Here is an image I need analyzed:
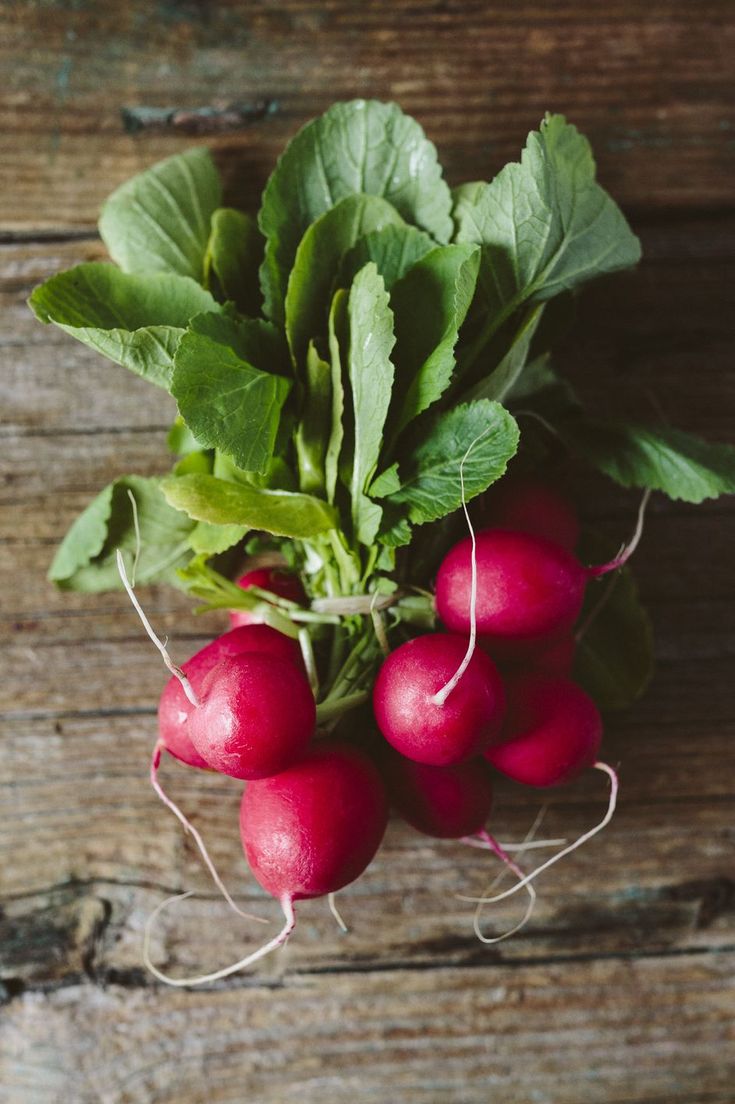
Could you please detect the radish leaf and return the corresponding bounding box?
[29,264,219,389]
[188,521,249,555]
[379,400,519,525]
[171,312,291,473]
[455,114,641,337]
[295,341,332,495]
[259,99,453,323]
[338,223,435,292]
[99,148,221,283]
[347,264,396,545]
[205,208,263,315]
[50,476,195,591]
[285,195,403,368]
[389,242,480,434]
[325,289,348,505]
[566,419,735,503]
[162,474,337,538]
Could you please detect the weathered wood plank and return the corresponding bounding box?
[2,955,734,1104]
[2,1,735,231]
[2,40,735,1097]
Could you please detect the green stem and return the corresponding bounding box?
[326,624,347,689]
[326,633,372,699]
[461,295,522,375]
[360,544,379,589]
[299,628,319,697]
[287,609,342,626]
[328,530,361,594]
[316,691,369,724]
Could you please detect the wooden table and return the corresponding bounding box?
[2,3,734,1101]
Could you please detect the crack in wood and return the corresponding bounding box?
[4,941,734,1006]
[121,99,279,135]
[3,877,733,1005]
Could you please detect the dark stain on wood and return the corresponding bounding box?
[0,886,111,991]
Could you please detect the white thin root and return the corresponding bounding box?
[327,892,349,933]
[116,548,199,707]
[461,835,567,852]
[432,430,491,707]
[150,742,266,925]
[458,762,619,906]
[143,894,296,987]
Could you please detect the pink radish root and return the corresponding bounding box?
[586,490,651,578]
[460,828,537,943]
[467,806,549,943]
[150,741,265,924]
[117,549,265,923]
[458,762,619,907]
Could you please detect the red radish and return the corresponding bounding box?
[383,749,494,838]
[158,625,302,769]
[144,741,388,987]
[115,553,268,924]
[497,634,576,679]
[229,567,307,628]
[480,474,580,550]
[485,673,602,788]
[436,494,649,659]
[373,633,506,766]
[189,652,316,779]
[241,740,388,899]
[436,529,586,658]
[380,747,542,944]
[535,635,576,677]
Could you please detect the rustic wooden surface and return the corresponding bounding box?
[2,2,735,1101]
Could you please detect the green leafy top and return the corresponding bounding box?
[564,418,735,504]
[29,100,735,623]
[285,194,404,369]
[170,311,291,473]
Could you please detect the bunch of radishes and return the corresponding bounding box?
[34,101,735,985]
[141,475,627,985]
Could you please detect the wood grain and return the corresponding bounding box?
[2,1,735,231]
[2,7,735,1099]
[2,954,733,1104]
